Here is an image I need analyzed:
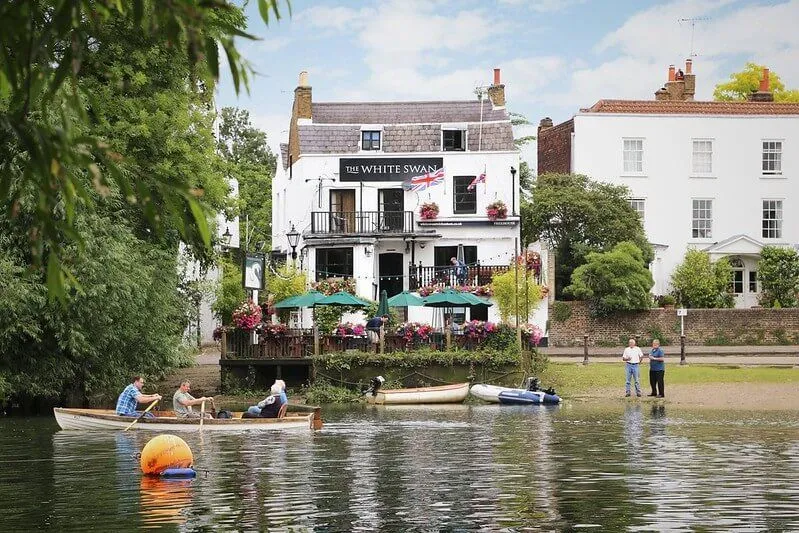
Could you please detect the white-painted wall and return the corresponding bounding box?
[572,112,798,307]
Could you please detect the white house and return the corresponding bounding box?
[538,61,799,308]
[271,69,548,328]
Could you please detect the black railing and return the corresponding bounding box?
[409,263,514,290]
[310,211,414,235]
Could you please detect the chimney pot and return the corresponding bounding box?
[493,68,501,86]
[759,68,770,92]
[299,71,309,87]
[685,59,692,74]
[668,65,676,82]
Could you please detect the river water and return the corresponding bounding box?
[1,404,799,532]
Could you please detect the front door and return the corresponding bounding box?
[379,252,404,298]
[330,190,356,232]
[379,189,404,231]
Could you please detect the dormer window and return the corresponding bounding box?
[443,129,466,151]
[362,130,381,151]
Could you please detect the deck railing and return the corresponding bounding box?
[409,263,518,290]
[309,211,414,235]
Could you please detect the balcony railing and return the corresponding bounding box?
[409,263,514,290]
[310,211,414,235]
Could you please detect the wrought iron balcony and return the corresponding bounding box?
[309,211,414,235]
[409,263,513,290]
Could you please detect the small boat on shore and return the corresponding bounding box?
[470,382,561,405]
[53,405,323,432]
[366,382,470,405]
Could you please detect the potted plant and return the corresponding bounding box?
[486,200,508,220]
[420,202,439,220]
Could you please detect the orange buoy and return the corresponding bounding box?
[140,435,193,475]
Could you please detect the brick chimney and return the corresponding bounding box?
[487,68,506,108]
[538,117,553,136]
[288,71,312,167]
[654,60,695,101]
[748,67,774,102]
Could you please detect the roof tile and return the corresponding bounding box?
[583,99,799,115]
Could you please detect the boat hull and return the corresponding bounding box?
[53,407,322,432]
[367,383,469,405]
[469,384,513,403]
[497,390,561,405]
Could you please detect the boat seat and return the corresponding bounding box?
[278,403,287,419]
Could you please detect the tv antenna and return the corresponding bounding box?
[678,17,709,58]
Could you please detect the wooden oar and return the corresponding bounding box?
[123,399,159,432]
[199,400,206,431]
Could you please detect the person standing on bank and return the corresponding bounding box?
[621,338,643,397]
[366,314,388,347]
[648,339,665,398]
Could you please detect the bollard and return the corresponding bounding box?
[582,334,589,365]
[680,334,686,365]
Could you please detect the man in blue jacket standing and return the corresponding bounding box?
[648,339,666,398]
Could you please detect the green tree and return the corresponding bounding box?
[565,241,653,317]
[757,246,799,308]
[217,107,277,251]
[213,258,246,325]
[491,266,543,323]
[713,63,799,102]
[0,0,286,299]
[265,264,306,310]
[670,250,734,308]
[525,173,652,298]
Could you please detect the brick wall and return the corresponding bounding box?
[548,301,799,346]
[537,119,573,174]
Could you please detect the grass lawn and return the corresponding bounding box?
[540,362,799,396]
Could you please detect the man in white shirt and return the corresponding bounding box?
[621,338,643,397]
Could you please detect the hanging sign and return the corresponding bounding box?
[339,157,443,182]
[243,254,265,290]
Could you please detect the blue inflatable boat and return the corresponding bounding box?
[497,389,561,405]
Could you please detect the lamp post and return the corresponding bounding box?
[510,166,517,216]
[286,224,300,264]
[221,226,232,248]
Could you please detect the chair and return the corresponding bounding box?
[277,403,288,419]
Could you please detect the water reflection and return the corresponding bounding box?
[1,406,798,531]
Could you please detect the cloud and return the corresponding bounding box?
[295,5,375,32]
[258,37,291,52]
[499,0,587,12]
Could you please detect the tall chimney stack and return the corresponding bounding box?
[685,58,692,74]
[487,67,506,108]
[759,68,770,92]
[749,67,774,102]
[668,65,676,82]
[288,71,313,166]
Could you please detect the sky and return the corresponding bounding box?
[215,0,799,167]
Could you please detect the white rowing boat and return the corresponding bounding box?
[53,406,323,432]
[366,382,470,405]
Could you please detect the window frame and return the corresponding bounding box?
[453,175,477,214]
[748,271,759,293]
[315,247,354,281]
[691,198,713,239]
[761,199,783,239]
[628,198,646,224]
[361,130,381,151]
[622,138,644,175]
[691,139,713,176]
[761,140,783,176]
[442,129,467,152]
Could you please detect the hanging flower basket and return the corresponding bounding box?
[486,200,508,220]
[231,299,262,332]
[420,202,439,220]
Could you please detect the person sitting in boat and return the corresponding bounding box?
[172,380,213,419]
[243,380,287,418]
[115,376,162,417]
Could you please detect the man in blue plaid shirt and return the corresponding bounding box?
[115,376,162,416]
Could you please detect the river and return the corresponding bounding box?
[1,404,798,531]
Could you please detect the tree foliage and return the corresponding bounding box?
[0,0,286,299]
[525,173,652,297]
[757,246,799,308]
[213,257,246,325]
[565,241,653,317]
[713,63,799,102]
[265,264,307,306]
[217,107,277,250]
[491,266,543,323]
[670,250,733,309]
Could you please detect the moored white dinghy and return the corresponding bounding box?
[469,384,514,403]
[366,383,470,405]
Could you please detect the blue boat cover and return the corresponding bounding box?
[497,390,561,405]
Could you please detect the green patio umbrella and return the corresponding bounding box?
[422,289,476,307]
[377,290,390,316]
[387,291,425,307]
[273,290,325,309]
[458,291,493,307]
[314,291,370,307]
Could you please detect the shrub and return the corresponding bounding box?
[492,265,542,323]
[213,258,246,325]
[757,246,799,308]
[551,301,572,323]
[671,250,734,308]
[565,241,654,317]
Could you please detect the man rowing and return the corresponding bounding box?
[115,376,162,417]
[173,380,213,419]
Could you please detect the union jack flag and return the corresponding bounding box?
[402,168,445,192]
[468,172,486,191]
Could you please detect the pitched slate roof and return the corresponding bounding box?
[311,101,509,124]
[279,143,289,170]
[582,99,799,115]
[298,125,360,154]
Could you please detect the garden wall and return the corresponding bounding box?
[548,301,799,347]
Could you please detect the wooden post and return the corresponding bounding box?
[313,324,320,356]
[220,330,227,361]
[379,325,385,355]
[583,334,589,365]
[445,322,451,351]
[680,334,686,365]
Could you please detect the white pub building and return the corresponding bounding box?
[272,69,547,326]
[538,61,799,308]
